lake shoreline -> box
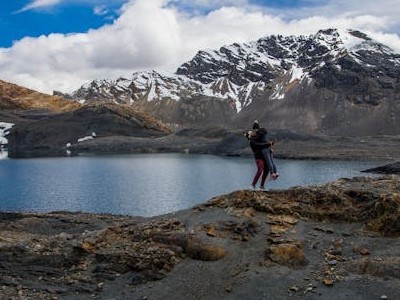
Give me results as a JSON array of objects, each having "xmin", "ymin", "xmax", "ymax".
[{"xmin": 5, "ymin": 124, "xmax": 400, "ymax": 162}]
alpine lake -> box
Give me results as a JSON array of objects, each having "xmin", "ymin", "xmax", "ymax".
[{"xmin": 0, "ymin": 153, "xmax": 385, "ymax": 217}]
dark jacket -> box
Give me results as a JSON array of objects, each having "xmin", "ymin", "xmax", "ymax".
[{"xmin": 248, "ymin": 128, "xmax": 270, "ymax": 159}]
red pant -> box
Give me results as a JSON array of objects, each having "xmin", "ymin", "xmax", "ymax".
[{"xmin": 252, "ymin": 158, "xmax": 268, "ymax": 187}]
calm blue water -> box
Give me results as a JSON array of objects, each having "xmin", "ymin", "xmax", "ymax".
[{"xmin": 0, "ymin": 153, "xmax": 384, "ymax": 217}]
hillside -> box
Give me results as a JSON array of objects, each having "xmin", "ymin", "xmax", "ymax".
[
  {"xmin": 7, "ymin": 103, "xmax": 172, "ymax": 158},
  {"xmin": 0, "ymin": 79, "xmax": 81, "ymax": 112},
  {"xmin": 0, "ymin": 79, "xmax": 176, "ymax": 158}
]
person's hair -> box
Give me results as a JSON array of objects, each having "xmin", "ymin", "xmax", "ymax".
[{"xmin": 252, "ymin": 120, "xmax": 259, "ymax": 129}]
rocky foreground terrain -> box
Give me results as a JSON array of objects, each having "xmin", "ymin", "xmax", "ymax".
[{"xmin": 1, "ymin": 173, "xmax": 400, "ymax": 300}]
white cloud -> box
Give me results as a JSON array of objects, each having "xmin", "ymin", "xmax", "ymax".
[
  {"xmin": 166, "ymin": 0, "xmax": 249, "ymax": 10},
  {"xmin": 18, "ymin": 0, "xmax": 63, "ymax": 12},
  {"xmin": 2, "ymin": 0, "xmax": 400, "ymax": 94},
  {"xmin": 18, "ymin": 0, "xmax": 127, "ymax": 12}
]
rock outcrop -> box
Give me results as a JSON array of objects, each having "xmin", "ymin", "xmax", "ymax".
[
  {"xmin": 362, "ymin": 161, "xmax": 400, "ymax": 174},
  {"xmin": 0, "ymin": 175, "xmax": 399, "ymax": 299}
]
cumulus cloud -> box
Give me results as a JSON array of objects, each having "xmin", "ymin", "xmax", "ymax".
[{"xmin": 2, "ymin": 0, "xmax": 400, "ymax": 94}]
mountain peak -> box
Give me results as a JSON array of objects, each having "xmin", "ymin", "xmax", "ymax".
[{"xmin": 316, "ymin": 28, "xmax": 341, "ymax": 38}]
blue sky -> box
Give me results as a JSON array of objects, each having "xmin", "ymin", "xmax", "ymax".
[
  {"xmin": 0, "ymin": 1, "xmax": 124, "ymax": 47},
  {"xmin": 0, "ymin": 0, "xmax": 399, "ymax": 93},
  {"xmin": 0, "ymin": 0, "xmax": 322, "ymax": 47}
]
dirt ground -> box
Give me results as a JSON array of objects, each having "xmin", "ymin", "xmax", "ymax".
[{"xmin": 0, "ymin": 175, "xmax": 399, "ymax": 300}]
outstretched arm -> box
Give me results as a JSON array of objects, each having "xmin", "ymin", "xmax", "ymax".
[{"xmin": 250, "ymin": 139, "xmax": 272, "ymax": 147}]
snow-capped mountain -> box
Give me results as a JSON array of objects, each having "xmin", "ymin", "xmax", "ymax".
[
  {"xmin": 66, "ymin": 29, "xmax": 400, "ymax": 134},
  {"xmin": 72, "ymin": 71, "xmax": 203, "ymax": 104}
]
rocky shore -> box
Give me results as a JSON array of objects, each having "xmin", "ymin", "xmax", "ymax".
[
  {"xmin": 1, "ymin": 174, "xmax": 400, "ymax": 299},
  {"xmin": 362, "ymin": 162, "xmax": 400, "ymax": 175},
  {"xmin": 8, "ymin": 123, "xmax": 400, "ymax": 161}
]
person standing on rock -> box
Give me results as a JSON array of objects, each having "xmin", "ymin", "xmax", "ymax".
[
  {"xmin": 246, "ymin": 120, "xmax": 269, "ymax": 190},
  {"xmin": 246, "ymin": 120, "xmax": 279, "ymax": 189}
]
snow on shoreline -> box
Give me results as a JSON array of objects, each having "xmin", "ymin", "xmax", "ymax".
[
  {"xmin": 0, "ymin": 122, "xmax": 14, "ymax": 159},
  {"xmin": 0, "ymin": 122, "xmax": 14, "ymax": 146},
  {"xmin": 77, "ymin": 132, "xmax": 97, "ymax": 143}
]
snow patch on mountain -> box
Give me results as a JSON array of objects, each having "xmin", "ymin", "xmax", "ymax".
[
  {"xmin": 290, "ymin": 65, "xmax": 307, "ymax": 83},
  {"xmin": 271, "ymin": 84, "xmax": 285, "ymax": 100}
]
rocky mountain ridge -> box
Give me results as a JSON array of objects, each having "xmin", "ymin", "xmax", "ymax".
[{"xmin": 64, "ymin": 28, "xmax": 400, "ymax": 135}]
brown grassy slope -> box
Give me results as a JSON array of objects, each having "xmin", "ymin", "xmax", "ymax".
[{"xmin": 0, "ymin": 79, "xmax": 81, "ymax": 112}]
